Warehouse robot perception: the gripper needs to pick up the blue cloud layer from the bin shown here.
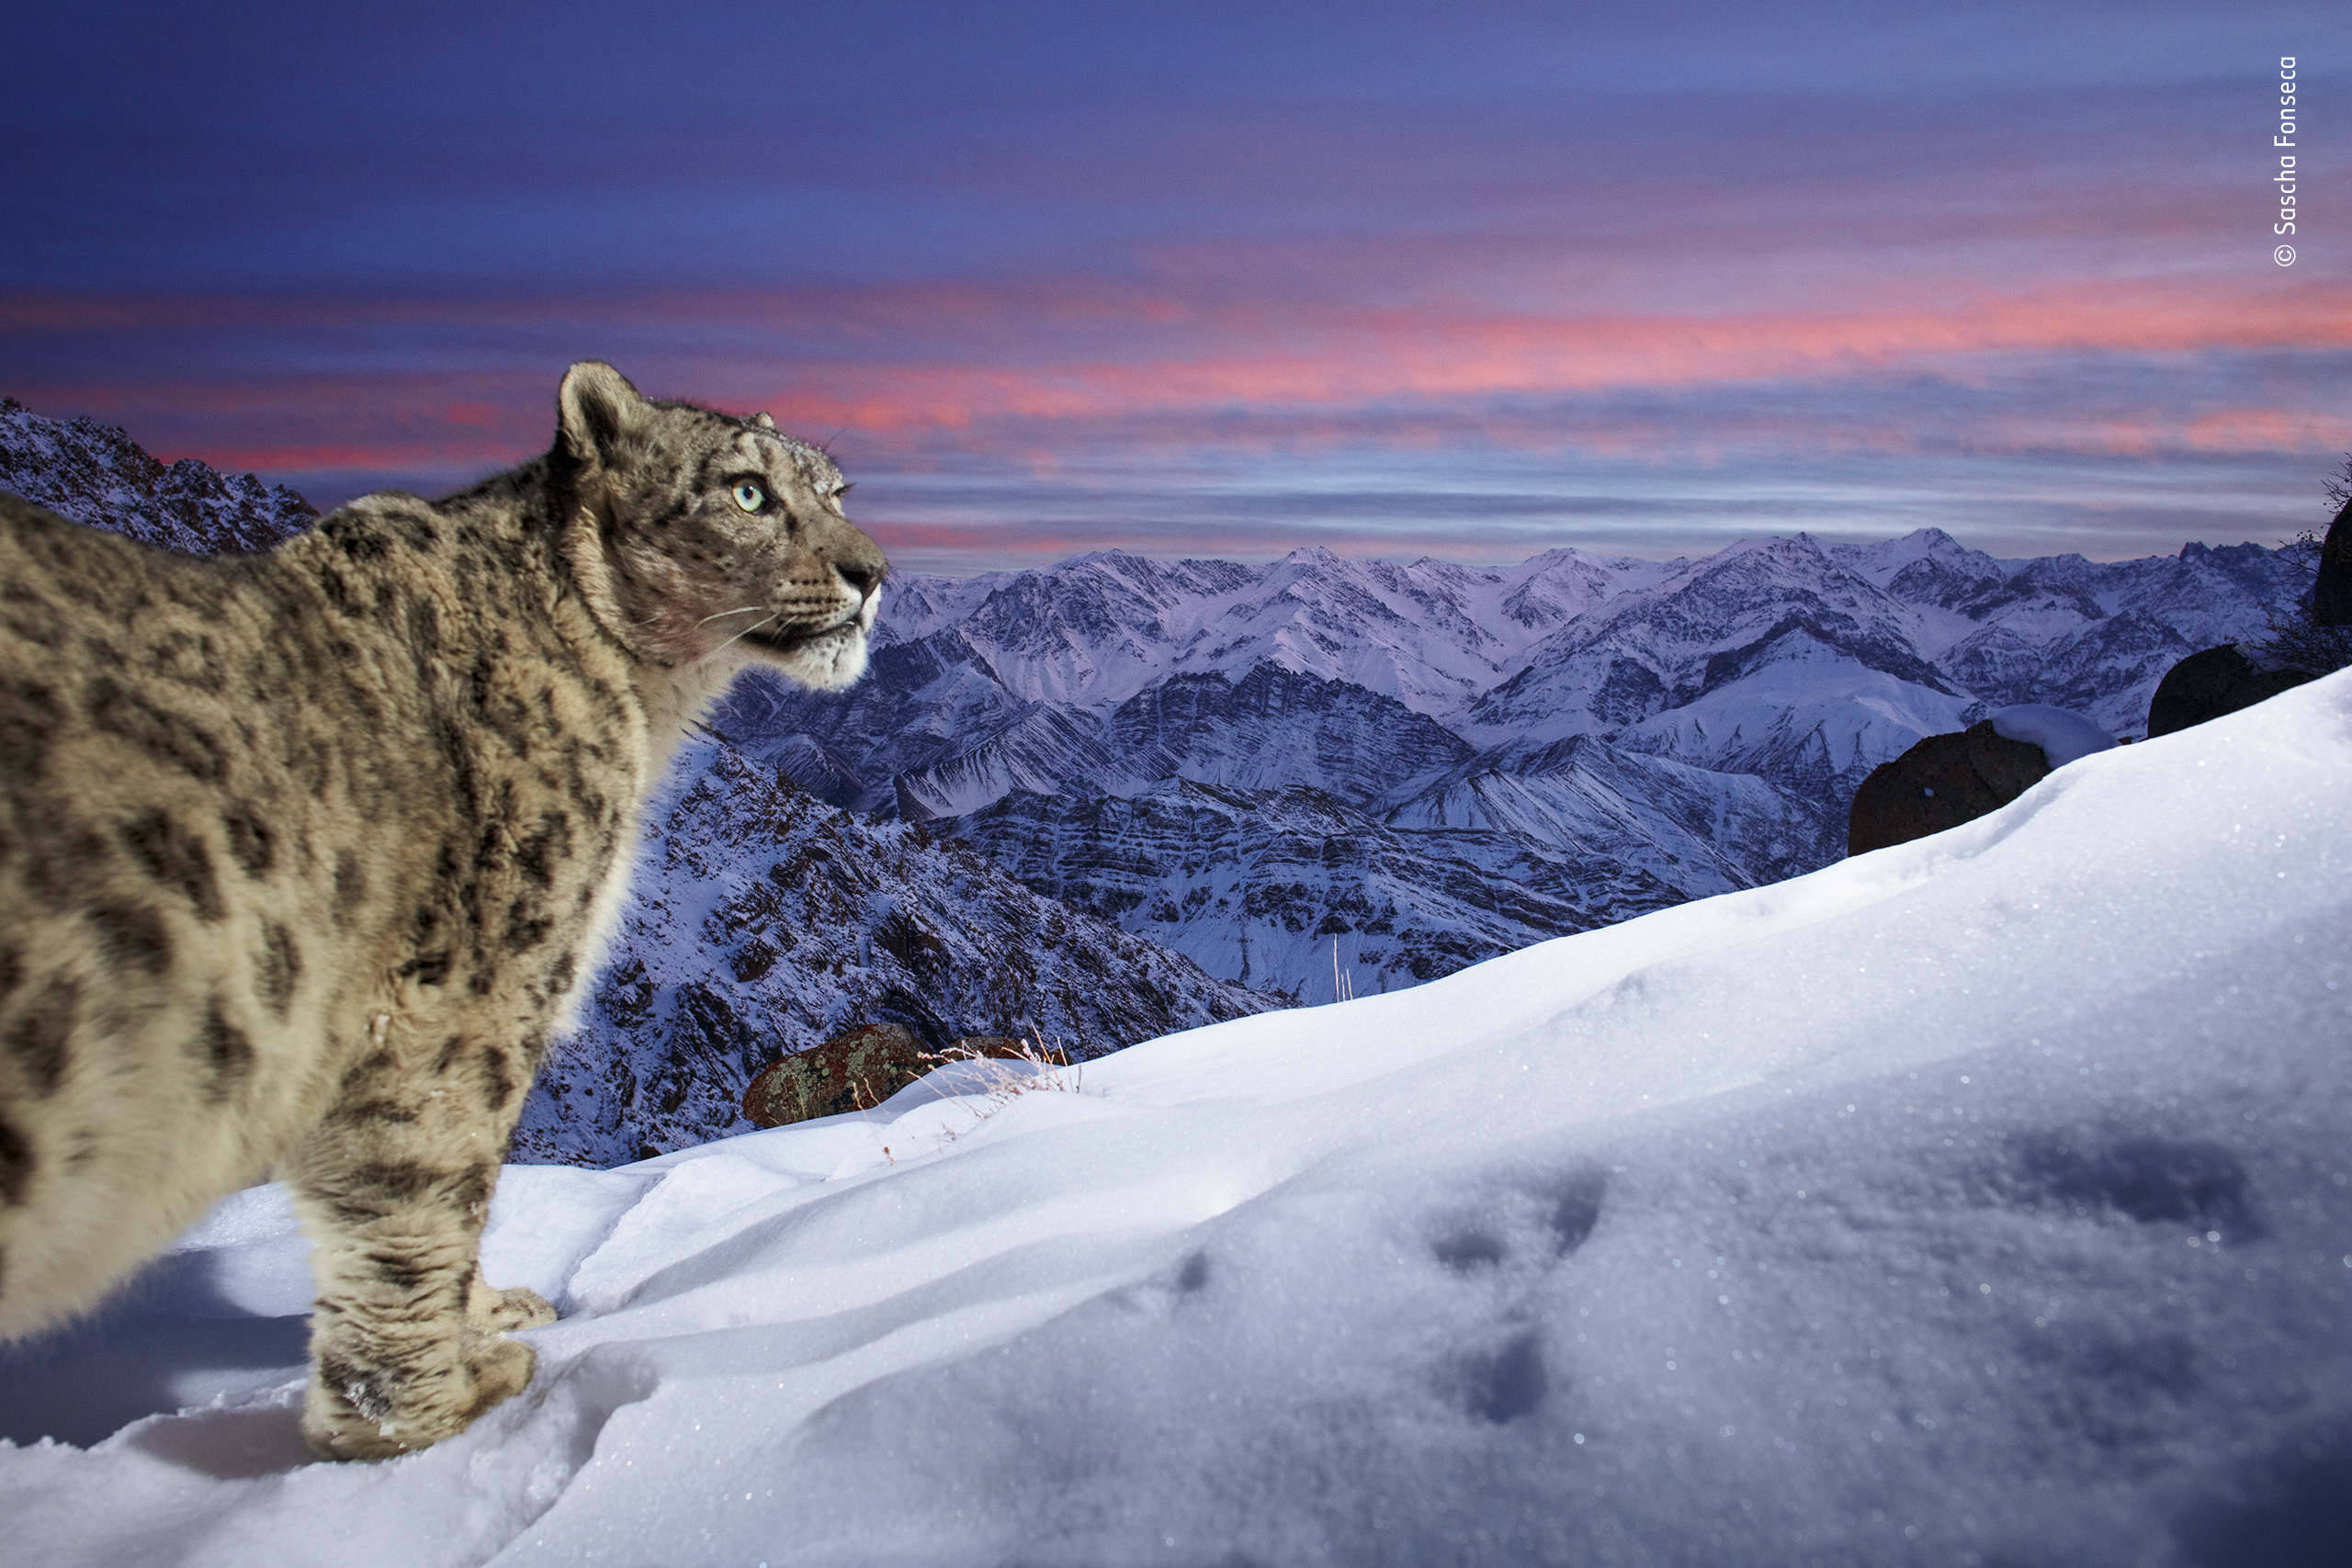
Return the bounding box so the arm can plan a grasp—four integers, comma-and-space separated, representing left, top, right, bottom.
1, 2, 2344, 572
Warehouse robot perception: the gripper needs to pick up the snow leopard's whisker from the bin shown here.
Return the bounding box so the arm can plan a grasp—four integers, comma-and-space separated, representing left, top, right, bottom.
710, 613, 782, 656
697, 605, 766, 626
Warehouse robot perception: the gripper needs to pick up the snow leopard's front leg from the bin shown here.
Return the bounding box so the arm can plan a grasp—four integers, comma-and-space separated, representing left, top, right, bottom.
285, 1015, 555, 1461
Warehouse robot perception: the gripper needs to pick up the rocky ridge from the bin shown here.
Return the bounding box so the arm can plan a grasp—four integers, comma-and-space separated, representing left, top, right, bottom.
0, 398, 315, 552
511, 743, 1270, 1165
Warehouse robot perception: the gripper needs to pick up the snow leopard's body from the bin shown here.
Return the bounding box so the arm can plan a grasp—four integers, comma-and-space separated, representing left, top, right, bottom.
0, 363, 886, 1458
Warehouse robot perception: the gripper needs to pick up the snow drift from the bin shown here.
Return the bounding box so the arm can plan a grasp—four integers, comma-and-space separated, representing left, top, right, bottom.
2, 671, 2346, 1568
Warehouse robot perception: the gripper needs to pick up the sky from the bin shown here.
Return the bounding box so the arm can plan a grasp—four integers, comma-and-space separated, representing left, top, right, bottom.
2, 1, 2347, 574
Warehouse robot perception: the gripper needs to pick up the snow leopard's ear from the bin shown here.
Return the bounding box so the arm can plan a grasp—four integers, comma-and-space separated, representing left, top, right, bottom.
557, 361, 650, 468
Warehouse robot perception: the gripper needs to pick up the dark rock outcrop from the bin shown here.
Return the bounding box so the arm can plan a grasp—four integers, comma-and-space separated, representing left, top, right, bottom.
1847, 722, 2050, 856
741, 1024, 1046, 1128
2314, 497, 2352, 627
2144, 645, 2315, 739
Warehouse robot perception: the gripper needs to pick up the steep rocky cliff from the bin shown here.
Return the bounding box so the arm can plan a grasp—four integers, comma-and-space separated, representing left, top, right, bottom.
511, 743, 1271, 1166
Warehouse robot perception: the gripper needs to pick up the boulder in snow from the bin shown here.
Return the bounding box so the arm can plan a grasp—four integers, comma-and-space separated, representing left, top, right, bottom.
743, 1021, 928, 1126
2315, 495, 2352, 626
1847, 720, 2049, 855
741, 1024, 1048, 1128
2145, 644, 2314, 738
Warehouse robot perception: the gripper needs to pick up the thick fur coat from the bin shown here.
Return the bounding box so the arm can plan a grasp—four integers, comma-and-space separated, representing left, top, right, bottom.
0, 363, 886, 1457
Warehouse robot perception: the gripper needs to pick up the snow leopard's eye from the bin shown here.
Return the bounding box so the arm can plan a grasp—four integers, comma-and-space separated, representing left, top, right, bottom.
729, 481, 765, 513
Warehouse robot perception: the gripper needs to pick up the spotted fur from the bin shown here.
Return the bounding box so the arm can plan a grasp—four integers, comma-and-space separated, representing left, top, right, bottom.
0, 363, 885, 1459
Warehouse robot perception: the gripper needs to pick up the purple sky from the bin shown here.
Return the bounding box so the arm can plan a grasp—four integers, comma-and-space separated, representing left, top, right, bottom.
3, 1, 2346, 573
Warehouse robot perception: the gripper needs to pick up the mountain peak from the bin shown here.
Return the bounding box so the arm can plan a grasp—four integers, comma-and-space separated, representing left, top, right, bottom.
1273, 544, 1346, 568
1826, 526, 1985, 589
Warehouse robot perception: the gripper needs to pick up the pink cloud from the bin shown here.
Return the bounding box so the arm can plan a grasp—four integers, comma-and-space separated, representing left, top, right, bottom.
6, 272, 2344, 479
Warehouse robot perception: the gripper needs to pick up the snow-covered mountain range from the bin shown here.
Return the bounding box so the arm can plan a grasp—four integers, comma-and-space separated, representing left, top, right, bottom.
4, 396, 2312, 1149
727, 534, 2307, 998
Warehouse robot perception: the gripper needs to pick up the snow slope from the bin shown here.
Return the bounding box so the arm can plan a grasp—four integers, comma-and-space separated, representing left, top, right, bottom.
6, 671, 2346, 1568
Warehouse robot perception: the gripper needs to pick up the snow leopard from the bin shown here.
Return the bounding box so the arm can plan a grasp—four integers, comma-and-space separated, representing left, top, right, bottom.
0, 362, 886, 1459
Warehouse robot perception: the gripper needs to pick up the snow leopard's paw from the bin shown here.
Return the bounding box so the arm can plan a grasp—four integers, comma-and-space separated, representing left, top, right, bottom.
300, 1324, 540, 1461
470, 1276, 558, 1332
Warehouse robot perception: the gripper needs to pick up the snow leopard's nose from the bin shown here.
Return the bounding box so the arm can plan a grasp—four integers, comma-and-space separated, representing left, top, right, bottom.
836, 558, 881, 603
831, 533, 887, 605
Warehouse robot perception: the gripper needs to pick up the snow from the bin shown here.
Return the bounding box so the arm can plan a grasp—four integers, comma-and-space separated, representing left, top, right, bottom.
5, 672, 2349, 1567
1991, 704, 2120, 769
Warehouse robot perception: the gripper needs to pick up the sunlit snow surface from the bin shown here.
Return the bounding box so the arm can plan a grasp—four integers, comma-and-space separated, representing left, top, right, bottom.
5, 676, 2349, 1568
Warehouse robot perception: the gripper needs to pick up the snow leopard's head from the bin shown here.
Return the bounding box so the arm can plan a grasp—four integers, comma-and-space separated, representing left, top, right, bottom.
556, 360, 887, 690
